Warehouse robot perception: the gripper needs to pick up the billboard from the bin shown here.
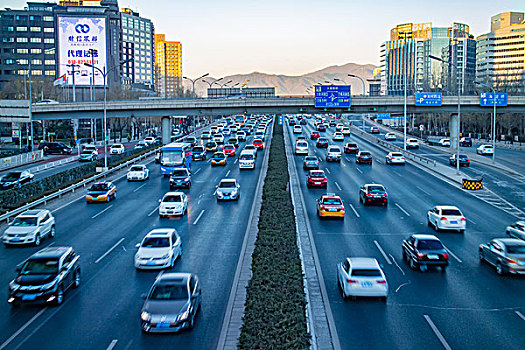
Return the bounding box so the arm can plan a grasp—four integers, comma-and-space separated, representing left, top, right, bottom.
58, 16, 107, 86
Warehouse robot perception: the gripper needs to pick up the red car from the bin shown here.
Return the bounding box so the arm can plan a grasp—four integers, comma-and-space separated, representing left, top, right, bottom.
306, 170, 327, 188
253, 138, 265, 150
311, 131, 320, 140
344, 142, 359, 154
223, 144, 236, 157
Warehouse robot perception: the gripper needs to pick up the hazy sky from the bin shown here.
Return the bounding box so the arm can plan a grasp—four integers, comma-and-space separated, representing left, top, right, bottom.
3, 0, 523, 77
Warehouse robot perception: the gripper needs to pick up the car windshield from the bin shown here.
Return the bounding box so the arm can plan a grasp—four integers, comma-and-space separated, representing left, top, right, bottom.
3, 172, 21, 181
305, 157, 317, 162
367, 186, 385, 193
297, 142, 308, 147
417, 239, 444, 250
213, 153, 225, 159
206, 142, 216, 147
219, 181, 236, 188
130, 166, 144, 172
329, 148, 340, 153
193, 147, 204, 152
318, 139, 328, 142
323, 198, 342, 205
225, 145, 234, 150
171, 170, 188, 177
12, 217, 37, 226
311, 171, 324, 177
81, 151, 92, 155
163, 195, 182, 203
360, 152, 371, 156
391, 153, 403, 157
442, 209, 461, 216
20, 258, 59, 275
240, 154, 253, 160
142, 237, 170, 248
254, 139, 263, 143
506, 245, 525, 254
351, 268, 381, 277
149, 284, 188, 300
347, 143, 357, 147
89, 184, 109, 191
111, 144, 123, 148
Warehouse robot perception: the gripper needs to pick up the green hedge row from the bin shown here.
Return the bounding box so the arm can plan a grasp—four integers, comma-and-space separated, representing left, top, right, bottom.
238, 121, 310, 349
0, 145, 156, 213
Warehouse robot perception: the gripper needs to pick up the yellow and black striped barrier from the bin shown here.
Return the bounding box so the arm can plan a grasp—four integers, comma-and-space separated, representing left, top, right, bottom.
462, 178, 483, 190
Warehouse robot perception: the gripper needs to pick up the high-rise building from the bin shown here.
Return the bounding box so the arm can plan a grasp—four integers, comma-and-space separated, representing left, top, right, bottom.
476, 12, 525, 91
154, 34, 182, 98
58, 1, 102, 6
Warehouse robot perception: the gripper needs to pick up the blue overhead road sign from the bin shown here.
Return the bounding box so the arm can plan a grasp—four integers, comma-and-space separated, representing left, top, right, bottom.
315, 85, 351, 108
480, 92, 508, 107
377, 113, 391, 119
415, 92, 442, 106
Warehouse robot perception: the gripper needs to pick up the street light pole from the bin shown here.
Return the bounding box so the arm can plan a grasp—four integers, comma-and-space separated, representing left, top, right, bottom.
348, 74, 366, 96
475, 81, 496, 163
183, 73, 209, 97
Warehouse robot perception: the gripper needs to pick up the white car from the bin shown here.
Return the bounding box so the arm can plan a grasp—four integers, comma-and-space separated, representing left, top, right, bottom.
333, 132, 344, 141
438, 138, 450, 147
239, 150, 255, 169
295, 140, 309, 155
506, 221, 525, 241
159, 192, 188, 217
427, 205, 466, 233
79, 145, 98, 161
201, 131, 211, 140
406, 138, 419, 149
110, 143, 125, 155
384, 133, 397, 141
244, 144, 258, 158
144, 137, 156, 146
293, 125, 303, 134
477, 144, 494, 155
337, 257, 388, 300
127, 164, 149, 181
216, 178, 241, 201
341, 127, 351, 136
386, 152, 405, 165
3, 209, 55, 246
326, 146, 342, 162
134, 228, 182, 269
336, 124, 344, 132
213, 134, 225, 144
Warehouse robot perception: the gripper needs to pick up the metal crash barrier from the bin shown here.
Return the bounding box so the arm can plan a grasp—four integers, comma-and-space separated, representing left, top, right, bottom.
462, 178, 483, 190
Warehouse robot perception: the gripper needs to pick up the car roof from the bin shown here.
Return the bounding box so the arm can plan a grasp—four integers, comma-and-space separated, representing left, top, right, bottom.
435, 205, 460, 210
146, 228, 176, 237
516, 221, 525, 226
321, 194, 341, 200
157, 272, 191, 284
347, 257, 380, 268
31, 246, 72, 259
164, 191, 184, 197
412, 234, 440, 241
19, 209, 46, 217
495, 238, 525, 245
365, 183, 384, 187
220, 178, 237, 183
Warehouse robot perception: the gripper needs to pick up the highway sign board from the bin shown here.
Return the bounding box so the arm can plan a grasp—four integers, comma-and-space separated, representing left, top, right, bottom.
480, 92, 508, 107
419, 124, 425, 131
315, 85, 351, 108
415, 92, 442, 106
377, 113, 391, 119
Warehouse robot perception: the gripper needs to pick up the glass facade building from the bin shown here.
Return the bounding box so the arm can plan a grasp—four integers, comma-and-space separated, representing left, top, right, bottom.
154, 34, 182, 98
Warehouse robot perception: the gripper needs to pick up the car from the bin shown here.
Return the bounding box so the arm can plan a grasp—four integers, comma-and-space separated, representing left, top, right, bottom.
317, 194, 345, 219
221, 128, 230, 137
244, 144, 258, 158
159, 192, 188, 217
288, 119, 296, 126
0, 170, 34, 190
3, 209, 55, 247
427, 205, 466, 233
295, 140, 309, 155
254, 131, 265, 141
239, 150, 256, 169
341, 127, 351, 136
300, 119, 307, 125
311, 131, 321, 140
78, 144, 98, 161
296, 136, 307, 141
8, 246, 80, 306
140, 272, 201, 332
134, 141, 147, 150
326, 146, 342, 162
333, 132, 344, 141
459, 137, 473, 147
205, 141, 218, 153
86, 181, 116, 203
34, 99, 59, 105
293, 125, 303, 134
506, 221, 525, 241
337, 257, 388, 300
253, 138, 265, 150
216, 178, 240, 201
134, 229, 182, 270
317, 124, 327, 132
356, 151, 372, 164
127, 164, 149, 181
144, 137, 156, 146
185, 136, 197, 147
329, 120, 336, 127
213, 134, 225, 144
227, 137, 239, 148
385, 133, 397, 141
359, 184, 388, 206
201, 131, 211, 140
210, 152, 227, 166
303, 156, 320, 170
438, 138, 450, 147
344, 142, 359, 154
336, 123, 344, 132
386, 152, 405, 165
223, 144, 236, 157
306, 170, 327, 188
316, 138, 329, 148
109, 143, 125, 155
402, 234, 449, 272
170, 168, 191, 189
477, 144, 494, 155
479, 238, 525, 275
449, 154, 470, 167
369, 126, 380, 134
237, 131, 247, 141
38, 142, 72, 155
406, 138, 419, 149
192, 146, 206, 161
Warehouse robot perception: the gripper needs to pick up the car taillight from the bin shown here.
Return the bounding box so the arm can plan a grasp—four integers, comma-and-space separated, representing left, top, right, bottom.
347, 279, 358, 284
382, 194, 388, 197
417, 253, 425, 259
366, 193, 373, 197
440, 217, 448, 221
376, 280, 386, 284
460, 217, 466, 221
467, 159, 470, 162
506, 257, 517, 264
442, 253, 449, 260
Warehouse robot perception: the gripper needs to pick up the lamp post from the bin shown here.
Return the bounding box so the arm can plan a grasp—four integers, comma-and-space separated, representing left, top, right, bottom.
218, 80, 232, 88
348, 74, 366, 96
202, 77, 223, 88
333, 78, 348, 85
429, 54, 462, 175
183, 73, 209, 97
475, 81, 496, 163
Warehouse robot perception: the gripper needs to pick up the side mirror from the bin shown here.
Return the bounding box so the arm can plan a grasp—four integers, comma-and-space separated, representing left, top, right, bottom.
158, 199, 162, 203
135, 243, 140, 248
140, 293, 147, 300
15, 266, 21, 272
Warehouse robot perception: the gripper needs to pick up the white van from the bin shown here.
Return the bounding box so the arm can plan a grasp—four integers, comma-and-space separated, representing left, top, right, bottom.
239, 150, 256, 169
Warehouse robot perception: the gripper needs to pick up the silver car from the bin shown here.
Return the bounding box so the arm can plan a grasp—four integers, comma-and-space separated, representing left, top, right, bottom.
215, 178, 240, 201
506, 221, 525, 241
3, 209, 55, 246
479, 238, 525, 275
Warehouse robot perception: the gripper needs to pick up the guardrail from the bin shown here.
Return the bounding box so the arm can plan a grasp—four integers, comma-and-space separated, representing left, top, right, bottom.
0, 150, 44, 171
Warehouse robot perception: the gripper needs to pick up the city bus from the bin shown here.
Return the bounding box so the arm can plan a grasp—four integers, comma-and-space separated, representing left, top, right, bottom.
159, 142, 192, 176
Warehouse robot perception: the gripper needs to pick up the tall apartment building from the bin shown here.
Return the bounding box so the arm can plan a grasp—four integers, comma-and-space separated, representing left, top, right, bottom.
58, 1, 102, 6
476, 12, 525, 91
154, 34, 182, 98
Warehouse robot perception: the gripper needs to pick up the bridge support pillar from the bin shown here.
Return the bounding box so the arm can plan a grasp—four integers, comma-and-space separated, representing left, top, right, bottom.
449, 114, 459, 150
161, 116, 171, 145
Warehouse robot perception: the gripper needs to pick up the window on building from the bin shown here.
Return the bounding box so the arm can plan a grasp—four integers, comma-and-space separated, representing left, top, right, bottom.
31, 59, 42, 65
17, 49, 29, 54
30, 37, 41, 43
44, 59, 55, 65
30, 27, 41, 32
18, 70, 28, 75
44, 38, 54, 44
18, 59, 28, 64
32, 70, 42, 75
30, 48, 41, 54
29, 15, 41, 21
45, 70, 55, 76
2, 37, 14, 43
16, 26, 28, 32
43, 16, 53, 22
16, 15, 28, 21
16, 37, 28, 43
5, 59, 15, 65
44, 27, 54, 33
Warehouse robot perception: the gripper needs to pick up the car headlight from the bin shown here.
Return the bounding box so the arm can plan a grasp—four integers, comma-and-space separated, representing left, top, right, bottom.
177, 310, 190, 322
160, 253, 170, 259
9, 281, 19, 291
231, 189, 238, 195
216, 190, 223, 196
184, 177, 190, 182
40, 279, 58, 291
141, 311, 151, 321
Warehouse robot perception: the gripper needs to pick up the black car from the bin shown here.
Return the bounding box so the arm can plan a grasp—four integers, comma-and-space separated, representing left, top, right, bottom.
185, 136, 197, 147
449, 154, 470, 167
316, 138, 329, 148
317, 124, 327, 132
192, 146, 206, 161
402, 234, 449, 272
170, 168, 191, 189
8, 246, 80, 306
0, 170, 34, 190
459, 137, 473, 147
356, 151, 373, 164
359, 184, 388, 206
329, 120, 336, 127
228, 137, 239, 148
38, 142, 72, 155
300, 119, 307, 125
288, 119, 296, 126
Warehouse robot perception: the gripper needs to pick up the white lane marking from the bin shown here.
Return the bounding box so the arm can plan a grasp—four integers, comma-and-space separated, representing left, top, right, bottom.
51, 195, 85, 213
194, 168, 201, 175
468, 218, 477, 225
133, 182, 148, 192
95, 237, 125, 264
193, 210, 205, 225
395, 281, 411, 293
325, 168, 331, 174
374, 240, 392, 264
234, 159, 238, 164
225, 170, 231, 177
334, 182, 342, 191
355, 167, 363, 174
147, 205, 159, 217
389, 253, 406, 275
516, 311, 525, 321
0, 308, 47, 350
106, 340, 118, 350
349, 204, 360, 218
442, 244, 463, 263
342, 163, 346, 167
395, 203, 411, 217
91, 205, 113, 219
345, 157, 352, 162
416, 186, 431, 196
423, 315, 452, 350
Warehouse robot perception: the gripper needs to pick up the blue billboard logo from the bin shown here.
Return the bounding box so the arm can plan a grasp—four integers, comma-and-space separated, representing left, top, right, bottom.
75, 24, 90, 34
415, 92, 442, 106
314, 85, 351, 108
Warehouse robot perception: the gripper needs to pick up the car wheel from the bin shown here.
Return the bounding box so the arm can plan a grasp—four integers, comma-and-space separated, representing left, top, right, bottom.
34, 234, 41, 246
409, 258, 417, 270
73, 270, 81, 288
402, 250, 407, 261
55, 286, 64, 305
49, 226, 56, 238
113, 192, 117, 200
187, 313, 195, 330
496, 262, 504, 275
441, 266, 447, 273
479, 249, 485, 262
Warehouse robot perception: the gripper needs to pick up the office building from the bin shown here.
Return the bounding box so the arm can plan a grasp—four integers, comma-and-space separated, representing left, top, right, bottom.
154, 34, 182, 98
58, 1, 102, 6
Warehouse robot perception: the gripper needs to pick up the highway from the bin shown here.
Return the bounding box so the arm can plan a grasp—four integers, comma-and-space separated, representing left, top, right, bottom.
286, 118, 525, 350
0, 124, 269, 349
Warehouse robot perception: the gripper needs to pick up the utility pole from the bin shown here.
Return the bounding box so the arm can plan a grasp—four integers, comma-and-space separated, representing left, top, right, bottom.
67, 63, 80, 155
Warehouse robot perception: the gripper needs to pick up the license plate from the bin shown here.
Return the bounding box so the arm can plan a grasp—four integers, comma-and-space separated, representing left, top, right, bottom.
146, 261, 156, 265
92, 198, 98, 201
427, 254, 439, 260
12, 238, 20, 241
156, 322, 170, 328
314, 182, 320, 185
167, 210, 174, 214
22, 294, 37, 301
224, 196, 230, 199
329, 208, 337, 212
361, 282, 373, 288
450, 221, 457, 224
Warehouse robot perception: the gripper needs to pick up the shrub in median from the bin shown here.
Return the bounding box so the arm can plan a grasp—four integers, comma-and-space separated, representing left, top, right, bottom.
238, 121, 310, 349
